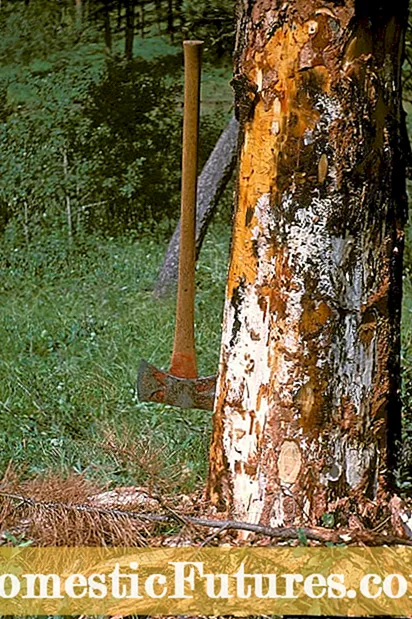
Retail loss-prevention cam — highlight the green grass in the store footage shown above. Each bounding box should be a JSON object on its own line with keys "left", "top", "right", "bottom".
{"left": 0, "top": 13, "right": 235, "bottom": 493}
{"left": 0, "top": 213, "right": 231, "bottom": 491}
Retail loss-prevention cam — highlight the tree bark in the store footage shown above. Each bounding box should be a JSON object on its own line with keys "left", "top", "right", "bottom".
{"left": 104, "top": 0, "right": 112, "bottom": 51}
{"left": 154, "top": 117, "right": 239, "bottom": 298}
{"left": 125, "top": 0, "right": 135, "bottom": 61}
{"left": 207, "top": 0, "right": 409, "bottom": 529}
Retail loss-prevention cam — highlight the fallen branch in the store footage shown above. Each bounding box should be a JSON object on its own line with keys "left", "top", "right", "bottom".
{"left": 1, "top": 491, "right": 411, "bottom": 547}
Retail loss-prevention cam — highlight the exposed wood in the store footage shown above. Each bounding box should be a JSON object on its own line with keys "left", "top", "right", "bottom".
{"left": 154, "top": 117, "right": 239, "bottom": 298}
{"left": 208, "top": 0, "right": 409, "bottom": 529}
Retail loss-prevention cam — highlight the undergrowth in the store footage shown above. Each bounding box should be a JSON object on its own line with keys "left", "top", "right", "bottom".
{"left": 0, "top": 203, "right": 231, "bottom": 493}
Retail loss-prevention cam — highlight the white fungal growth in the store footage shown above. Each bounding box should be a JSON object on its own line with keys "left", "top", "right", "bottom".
{"left": 271, "top": 120, "right": 280, "bottom": 135}
{"left": 344, "top": 443, "right": 376, "bottom": 488}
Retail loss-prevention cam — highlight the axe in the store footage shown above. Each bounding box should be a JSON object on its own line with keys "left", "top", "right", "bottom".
{"left": 137, "top": 41, "right": 216, "bottom": 411}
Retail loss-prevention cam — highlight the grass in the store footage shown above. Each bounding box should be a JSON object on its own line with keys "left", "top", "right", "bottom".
{"left": 0, "top": 209, "right": 231, "bottom": 492}
{"left": 0, "top": 10, "right": 234, "bottom": 493}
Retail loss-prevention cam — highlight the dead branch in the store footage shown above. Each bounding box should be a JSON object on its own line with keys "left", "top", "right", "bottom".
{"left": 154, "top": 117, "right": 238, "bottom": 298}
{"left": 1, "top": 491, "right": 411, "bottom": 547}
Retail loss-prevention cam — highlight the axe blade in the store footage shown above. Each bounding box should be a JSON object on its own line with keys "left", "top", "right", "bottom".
{"left": 137, "top": 359, "right": 216, "bottom": 411}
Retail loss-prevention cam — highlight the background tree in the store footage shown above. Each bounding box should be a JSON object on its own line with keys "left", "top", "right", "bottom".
{"left": 124, "top": 0, "right": 135, "bottom": 60}
{"left": 208, "top": 0, "right": 410, "bottom": 529}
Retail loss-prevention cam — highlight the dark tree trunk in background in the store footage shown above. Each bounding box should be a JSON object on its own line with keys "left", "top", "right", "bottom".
{"left": 104, "top": 0, "right": 112, "bottom": 50}
{"left": 208, "top": 0, "right": 409, "bottom": 530}
{"left": 155, "top": 117, "right": 239, "bottom": 298}
{"left": 125, "top": 0, "right": 135, "bottom": 60}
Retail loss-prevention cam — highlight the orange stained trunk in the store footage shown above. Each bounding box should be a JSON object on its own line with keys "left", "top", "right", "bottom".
{"left": 208, "top": 0, "right": 409, "bottom": 529}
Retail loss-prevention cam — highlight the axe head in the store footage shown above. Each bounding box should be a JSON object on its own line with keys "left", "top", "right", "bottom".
{"left": 137, "top": 359, "right": 216, "bottom": 411}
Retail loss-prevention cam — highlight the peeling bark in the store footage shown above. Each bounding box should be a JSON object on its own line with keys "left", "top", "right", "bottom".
{"left": 208, "top": 0, "right": 409, "bottom": 529}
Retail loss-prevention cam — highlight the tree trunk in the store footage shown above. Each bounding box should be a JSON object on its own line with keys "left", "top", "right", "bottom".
{"left": 104, "top": 0, "right": 112, "bottom": 51}
{"left": 207, "top": 0, "right": 409, "bottom": 529}
{"left": 125, "top": 0, "right": 135, "bottom": 61}
{"left": 154, "top": 117, "right": 239, "bottom": 298}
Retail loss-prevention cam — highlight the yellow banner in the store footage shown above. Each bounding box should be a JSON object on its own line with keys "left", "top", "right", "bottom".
{"left": 0, "top": 547, "right": 411, "bottom": 615}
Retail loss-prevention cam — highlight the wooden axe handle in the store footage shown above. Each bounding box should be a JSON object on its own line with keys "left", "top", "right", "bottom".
{"left": 170, "top": 40, "right": 203, "bottom": 379}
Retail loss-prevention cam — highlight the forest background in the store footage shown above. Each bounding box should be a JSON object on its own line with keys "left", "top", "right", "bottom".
{"left": 0, "top": 0, "right": 411, "bottom": 513}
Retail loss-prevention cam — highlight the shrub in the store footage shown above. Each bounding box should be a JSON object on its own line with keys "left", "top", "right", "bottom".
{"left": 79, "top": 54, "right": 183, "bottom": 232}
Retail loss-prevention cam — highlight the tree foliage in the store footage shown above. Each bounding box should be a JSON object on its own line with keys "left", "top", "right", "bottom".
{"left": 0, "top": 0, "right": 228, "bottom": 239}
{"left": 79, "top": 55, "right": 183, "bottom": 230}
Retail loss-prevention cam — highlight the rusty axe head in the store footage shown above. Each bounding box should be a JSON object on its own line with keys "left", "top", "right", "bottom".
{"left": 137, "top": 360, "right": 216, "bottom": 411}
